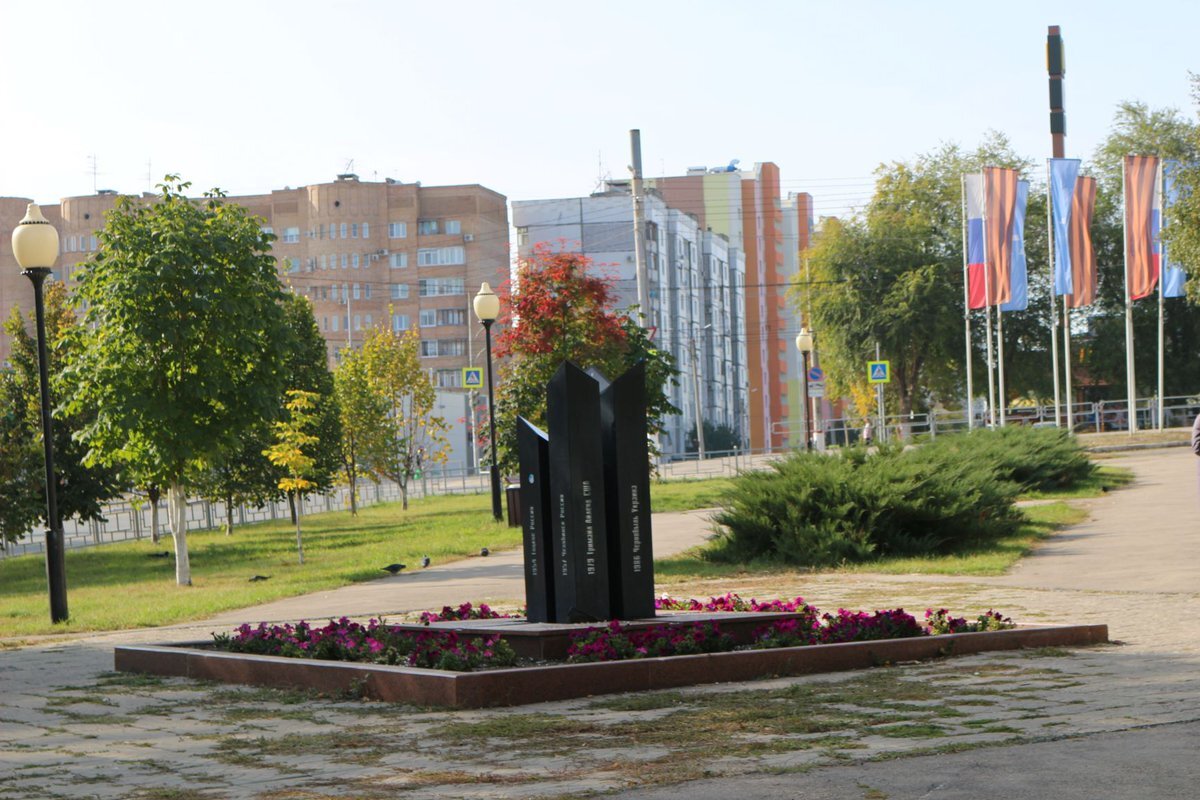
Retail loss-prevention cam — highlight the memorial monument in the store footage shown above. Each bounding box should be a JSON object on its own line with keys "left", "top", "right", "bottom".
{"left": 517, "top": 361, "right": 655, "bottom": 623}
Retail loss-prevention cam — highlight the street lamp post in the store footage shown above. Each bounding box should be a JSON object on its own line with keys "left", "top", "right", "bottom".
{"left": 472, "top": 283, "right": 503, "bottom": 522}
{"left": 795, "top": 328, "right": 814, "bottom": 452}
{"left": 12, "top": 204, "right": 68, "bottom": 623}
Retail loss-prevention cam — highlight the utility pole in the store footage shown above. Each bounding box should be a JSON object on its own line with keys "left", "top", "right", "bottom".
{"left": 689, "top": 334, "right": 706, "bottom": 459}
{"left": 630, "top": 129, "right": 651, "bottom": 325}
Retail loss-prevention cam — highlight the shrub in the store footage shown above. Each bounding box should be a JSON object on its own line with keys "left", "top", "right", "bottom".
{"left": 925, "top": 426, "right": 1095, "bottom": 492}
{"left": 708, "top": 444, "right": 1022, "bottom": 567}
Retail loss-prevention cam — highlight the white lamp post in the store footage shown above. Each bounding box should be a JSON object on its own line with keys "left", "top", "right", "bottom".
{"left": 472, "top": 282, "right": 503, "bottom": 522}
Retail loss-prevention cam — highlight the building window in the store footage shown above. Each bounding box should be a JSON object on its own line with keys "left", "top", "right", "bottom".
{"left": 438, "top": 308, "right": 467, "bottom": 326}
{"left": 390, "top": 252, "right": 408, "bottom": 269}
{"left": 329, "top": 224, "right": 337, "bottom": 240}
{"left": 516, "top": 227, "right": 529, "bottom": 247}
{"left": 332, "top": 315, "right": 340, "bottom": 332}
{"left": 417, "top": 246, "right": 465, "bottom": 266}
{"left": 332, "top": 284, "right": 340, "bottom": 302}
{"left": 353, "top": 283, "right": 361, "bottom": 300}
{"left": 445, "top": 219, "right": 461, "bottom": 235}
{"left": 418, "top": 277, "right": 466, "bottom": 297}
{"left": 388, "top": 222, "right": 407, "bottom": 239}
{"left": 341, "top": 254, "right": 348, "bottom": 269}
{"left": 364, "top": 283, "right": 372, "bottom": 299}
{"left": 283, "top": 227, "right": 300, "bottom": 244}
{"left": 351, "top": 223, "right": 359, "bottom": 239}
{"left": 392, "top": 313, "right": 410, "bottom": 331}
{"left": 90, "top": 235, "right": 97, "bottom": 251}
{"left": 352, "top": 253, "right": 360, "bottom": 269}
{"left": 436, "top": 369, "right": 462, "bottom": 388}
{"left": 391, "top": 283, "right": 409, "bottom": 300}
{"left": 417, "top": 219, "right": 438, "bottom": 235}
{"left": 261, "top": 226, "right": 274, "bottom": 237}
{"left": 322, "top": 316, "right": 328, "bottom": 331}
{"left": 419, "top": 309, "right": 438, "bottom": 328}
{"left": 364, "top": 313, "right": 372, "bottom": 328}
{"left": 362, "top": 222, "right": 369, "bottom": 239}
{"left": 354, "top": 314, "right": 362, "bottom": 331}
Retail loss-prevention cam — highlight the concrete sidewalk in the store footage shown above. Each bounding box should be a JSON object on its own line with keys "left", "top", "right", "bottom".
{"left": 3, "top": 449, "right": 1200, "bottom": 799}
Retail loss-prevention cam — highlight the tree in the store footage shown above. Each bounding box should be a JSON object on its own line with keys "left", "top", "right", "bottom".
{"left": 797, "top": 136, "right": 1046, "bottom": 422}
{"left": 66, "top": 177, "right": 289, "bottom": 586}
{"left": 0, "top": 365, "right": 41, "bottom": 547}
{"left": 360, "top": 326, "right": 449, "bottom": 510}
{"left": 0, "top": 284, "right": 124, "bottom": 546}
{"left": 1090, "top": 100, "right": 1200, "bottom": 397}
{"left": 196, "top": 292, "right": 342, "bottom": 535}
{"left": 492, "top": 244, "right": 679, "bottom": 473}
{"left": 263, "top": 390, "right": 321, "bottom": 564}
{"left": 333, "top": 347, "right": 390, "bottom": 515}
{"left": 687, "top": 421, "right": 741, "bottom": 455}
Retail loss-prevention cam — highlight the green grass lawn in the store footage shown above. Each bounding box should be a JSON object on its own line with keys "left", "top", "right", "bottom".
{"left": 0, "top": 493, "right": 518, "bottom": 639}
{"left": 0, "top": 463, "right": 1124, "bottom": 639}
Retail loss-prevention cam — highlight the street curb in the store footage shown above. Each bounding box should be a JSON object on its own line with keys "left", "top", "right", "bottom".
{"left": 1086, "top": 441, "right": 1189, "bottom": 454}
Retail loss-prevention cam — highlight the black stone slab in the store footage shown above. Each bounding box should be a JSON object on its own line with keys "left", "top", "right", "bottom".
{"left": 516, "top": 417, "right": 555, "bottom": 623}
{"left": 600, "top": 362, "right": 656, "bottom": 619}
{"left": 547, "top": 362, "right": 611, "bottom": 622}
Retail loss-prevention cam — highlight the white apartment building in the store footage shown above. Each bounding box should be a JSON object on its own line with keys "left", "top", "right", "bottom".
{"left": 511, "top": 186, "right": 748, "bottom": 457}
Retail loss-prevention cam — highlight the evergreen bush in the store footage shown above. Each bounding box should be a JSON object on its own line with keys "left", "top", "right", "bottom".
{"left": 708, "top": 426, "right": 1091, "bottom": 567}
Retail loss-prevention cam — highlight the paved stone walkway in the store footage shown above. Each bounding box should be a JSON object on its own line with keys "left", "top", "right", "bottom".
{"left": 1, "top": 449, "right": 1198, "bottom": 799}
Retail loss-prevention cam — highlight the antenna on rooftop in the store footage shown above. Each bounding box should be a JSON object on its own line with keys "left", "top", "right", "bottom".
{"left": 88, "top": 154, "right": 98, "bottom": 194}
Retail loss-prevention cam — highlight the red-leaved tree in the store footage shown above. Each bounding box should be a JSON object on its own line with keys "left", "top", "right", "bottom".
{"left": 491, "top": 242, "right": 678, "bottom": 473}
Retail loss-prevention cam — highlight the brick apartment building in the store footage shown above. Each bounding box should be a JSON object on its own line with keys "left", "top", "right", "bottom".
{"left": 0, "top": 175, "right": 510, "bottom": 391}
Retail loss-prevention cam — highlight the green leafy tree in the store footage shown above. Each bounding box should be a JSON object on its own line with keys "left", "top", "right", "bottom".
{"left": 492, "top": 244, "right": 679, "bottom": 474}
{"left": 360, "top": 326, "right": 449, "bottom": 510}
{"left": 796, "top": 136, "right": 1047, "bottom": 421}
{"left": 333, "top": 347, "right": 390, "bottom": 515}
{"left": 0, "top": 284, "right": 124, "bottom": 545}
{"left": 1089, "top": 100, "right": 1200, "bottom": 397}
{"left": 196, "top": 291, "right": 344, "bottom": 534}
{"left": 66, "top": 177, "right": 289, "bottom": 586}
{"left": 264, "top": 390, "right": 321, "bottom": 564}
{"left": 0, "top": 365, "right": 41, "bottom": 547}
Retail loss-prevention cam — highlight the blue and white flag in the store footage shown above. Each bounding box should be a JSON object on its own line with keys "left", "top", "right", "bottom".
{"left": 1000, "top": 181, "right": 1029, "bottom": 312}
{"left": 1161, "top": 160, "right": 1187, "bottom": 298}
{"left": 1050, "top": 159, "right": 1081, "bottom": 296}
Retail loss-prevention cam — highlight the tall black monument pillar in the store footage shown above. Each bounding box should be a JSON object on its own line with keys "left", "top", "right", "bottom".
{"left": 547, "top": 362, "right": 611, "bottom": 622}
{"left": 516, "top": 417, "right": 555, "bottom": 622}
{"left": 599, "top": 362, "right": 656, "bottom": 618}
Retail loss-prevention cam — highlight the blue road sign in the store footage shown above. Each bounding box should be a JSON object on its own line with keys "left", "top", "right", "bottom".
{"left": 808, "top": 366, "right": 824, "bottom": 382}
{"left": 867, "top": 360, "right": 891, "bottom": 384}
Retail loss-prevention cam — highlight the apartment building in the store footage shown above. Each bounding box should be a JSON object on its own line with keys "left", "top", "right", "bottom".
{"left": 511, "top": 187, "right": 748, "bottom": 457}
{"left": 0, "top": 176, "right": 510, "bottom": 388}
{"left": 650, "top": 164, "right": 814, "bottom": 451}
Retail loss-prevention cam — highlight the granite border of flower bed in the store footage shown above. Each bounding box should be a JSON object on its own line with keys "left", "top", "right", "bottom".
{"left": 113, "top": 622, "right": 1108, "bottom": 708}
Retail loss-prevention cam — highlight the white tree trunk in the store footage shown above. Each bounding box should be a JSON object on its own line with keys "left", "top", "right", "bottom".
{"left": 168, "top": 483, "right": 192, "bottom": 586}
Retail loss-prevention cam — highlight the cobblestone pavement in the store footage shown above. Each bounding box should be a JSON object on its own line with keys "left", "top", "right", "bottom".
{"left": 1, "top": 449, "right": 1197, "bottom": 799}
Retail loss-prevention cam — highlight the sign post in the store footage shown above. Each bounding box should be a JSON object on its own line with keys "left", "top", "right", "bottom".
{"left": 868, "top": 351, "right": 890, "bottom": 441}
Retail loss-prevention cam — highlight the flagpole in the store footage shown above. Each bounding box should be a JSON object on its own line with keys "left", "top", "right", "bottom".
{"left": 1046, "top": 161, "right": 1063, "bottom": 428}
{"left": 1063, "top": 296, "right": 1074, "bottom": 431}
{"left": 982, "top": 169, "right": 997, "bottom": 428}
{"left": 1156, "top": 159, "right": 1165, "bottom": 431}
{"left": 997, "top": 309, "right": 1006, "bottom": 426}
{"left": 1123, "top": 158, "right": 1138, "bottom": 435}
{"left": 961, "top": 174, "right": 974, "bottom": 430}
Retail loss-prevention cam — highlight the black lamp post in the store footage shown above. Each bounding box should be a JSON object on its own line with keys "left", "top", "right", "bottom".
{"left": 472, "top": 282, "right": 503, "bottom": 522}
{"left": 795, "top": 327, "right": 814, "bottom": 452}
{"left": 12, "top": 203, "right": 68, "bottom": 623}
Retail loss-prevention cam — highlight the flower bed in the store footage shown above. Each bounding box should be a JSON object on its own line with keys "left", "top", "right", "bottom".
{"left": 210, "top": 595, "right": 1016, "bottom": 672}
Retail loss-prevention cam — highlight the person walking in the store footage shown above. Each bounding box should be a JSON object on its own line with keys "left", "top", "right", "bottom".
{"left": 862, "top": 419, "right": 874, "bottom": 447}
{"left": 1193, "top": 411, "right": 1200, "bottom": 458}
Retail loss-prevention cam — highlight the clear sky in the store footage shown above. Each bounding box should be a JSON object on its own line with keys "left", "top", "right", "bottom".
{"left": 0, "top": 1, "right": 1196, "bottom": 219}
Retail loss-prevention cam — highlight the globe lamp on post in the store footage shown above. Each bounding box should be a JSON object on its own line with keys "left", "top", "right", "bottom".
{"left": 11, "top": 203, "right": 68, "bottom": 623}
{"left": 472, "top": 282, "right": 503, "bottom": 522}
{"left": 795, "top": 327, "right": 814, "bottom": 452}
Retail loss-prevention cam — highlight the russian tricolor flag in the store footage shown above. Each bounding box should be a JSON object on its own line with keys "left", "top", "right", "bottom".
{"left": 965, "top": 174, "right": 986, "bottom": 309}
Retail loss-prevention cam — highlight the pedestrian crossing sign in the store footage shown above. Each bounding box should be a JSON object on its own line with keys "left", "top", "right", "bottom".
{"left": 462, "top": 367, "right": 484, "bottom": 389}
{"left": 867, "top": 361, "right": 890, "bottom": 384}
